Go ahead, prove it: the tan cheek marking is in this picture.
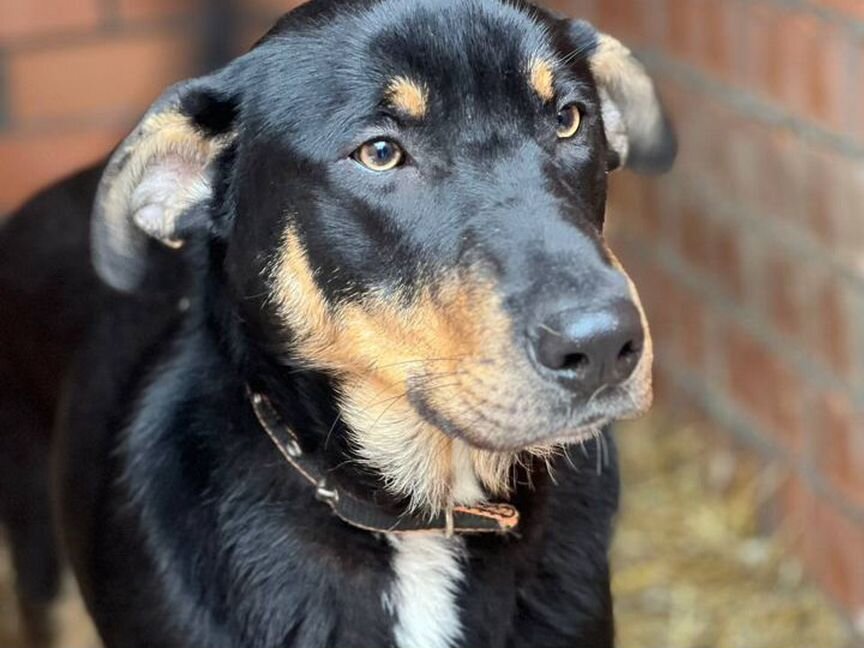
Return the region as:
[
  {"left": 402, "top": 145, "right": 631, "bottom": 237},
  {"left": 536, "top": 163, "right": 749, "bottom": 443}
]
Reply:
[
  {"left": 272, "top": 229, "right": 512, "bottom": 379},
  {"left": 528, "top": 57, "right": 555, "bottom": 103},
  {"left": 270, "top": 229, "right": 341, "bottom": 365},
  {"left": 271, "top": 232, "right": 523, "bottom": 510},
  {"left": 387, "top": 76, "right": 429, "bottom": 119}
]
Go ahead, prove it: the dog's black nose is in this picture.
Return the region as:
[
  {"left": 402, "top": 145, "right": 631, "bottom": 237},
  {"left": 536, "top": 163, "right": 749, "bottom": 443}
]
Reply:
[{"left": 532, "top": 299, "right": 644, "bottom": 391}]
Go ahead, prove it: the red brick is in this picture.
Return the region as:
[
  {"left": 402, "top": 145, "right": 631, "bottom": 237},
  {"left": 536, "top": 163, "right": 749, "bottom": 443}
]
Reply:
[
  {"left": 812, "top": 391, "right": 864, "bottom": 509},
  {"left": 710, "top": 221, "right": 744, "bottom": 300},
  {"left": 677, "top": 287, "right": 707, "bottom": 371},
  {"left": 607, "top": 173, "right": 663, "bottom": 239},
  {"left": 620, "top": 255, "right": 678, "bottom": 361},
  {"left": 787, "top": 17, "right": 848, "bottom": 133},
  {"left": 764, "top": 253, "right": 806, "bottom": 340},
  {"left": 677, "top": 193, "right": 711, "bottom": 267},
  {"left": 697, "top": 0, "right": 738, "bottom": 79},
  {"left": 854, "top": 43, "right": 864, "bottom": 143},
  {"left": 808, "top": 497, "right": 864, "bottom": 612},
  {"left": 724, "top": 325, "right": 806, "bottom": 449},
  {"left": 777, "top": 471, "right": 818, "bottom": 552},
  {"left": 8, "top": 32, "right": 199, "bottom": 126},
  {"left": 849, "top": 287, "right": 864, "bottom": 390},
  {"left": 697, "top": 103, "right": 764, "bottom": 207},
  {"left": 816, "top": 0, "right": 864, "bottom": 21},
  {"left": 665, "top": 0, "right": 701, "bottom": 60},
  {"left": 756, "top": 130, "right": 807, "bottom": 227},
  {"left": 696, "top": 100, "right": 737, "bottom": 188},
  {"left": 725, "top": 121, "right": 762, "bottom": 208},
  {"left": 595, "top": 0, "right": 649, "bottom": 44},
  {"left": 117, "top": 0, "right": 202, "bottom": 22},
  {"left": 776, "top": 474, "right": 864, "bottom": 615},
  {"left": 651, "top": 362, "right": 673, "bottom": 404},
  {"left": 843, "top": 163, "right": 864, "bottom": 278},
  {"left": 0, "top": 126, "right": 124, "bottom": 213},
  {"left": 804, "top": 147, "right": 844, "bottom": 246},
  {"left": 668, "top": 187, "right": 743, "bottom": 300},
  {"left": 636, "top": 178, "right": 663, "bottom": 237},
  {"left": 0, "top": 0, "right": 102, "bottom": 43},
  {"left": 654, "top": 80, "right": 704, "bottom": 173},
  {"left": 813, "top": 279, "right": 852, "bottom": 376},
  {"left": 743, "top": 2, "right": 787, "bottom": 101},
  {"left": 803, "top": 153, "right": 864, "bottom": 273},
  {"left": 743, "top": 7, "right": 847, "bottom": 131}
]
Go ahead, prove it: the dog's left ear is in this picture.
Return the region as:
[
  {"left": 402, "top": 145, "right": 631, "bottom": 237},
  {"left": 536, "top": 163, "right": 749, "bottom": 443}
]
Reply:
[
  {"left": 91, "top": 75, "right": 238, "bottom": 292},
  {"left": 572, "top": 21, "right": 677, "bottom": 174}
]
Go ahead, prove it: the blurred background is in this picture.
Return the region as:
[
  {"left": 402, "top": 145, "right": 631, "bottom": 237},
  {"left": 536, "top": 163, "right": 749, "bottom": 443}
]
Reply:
[{"left": 0, "top": 0, "right": 862, "bottom": 646}]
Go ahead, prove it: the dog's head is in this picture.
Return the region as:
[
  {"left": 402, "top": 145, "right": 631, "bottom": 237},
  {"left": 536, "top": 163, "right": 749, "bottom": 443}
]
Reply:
[{"left": 92, "top": 0, "right": 676, "bottom": 511}]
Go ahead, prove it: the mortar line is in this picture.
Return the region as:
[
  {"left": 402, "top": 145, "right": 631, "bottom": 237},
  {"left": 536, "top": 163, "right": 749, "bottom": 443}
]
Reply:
[
  {"left": 637, "top": 50, "right": 864, "bottom": 161},
  {"left": 0, "top": 49, "right": 8, "bottom": 132}
]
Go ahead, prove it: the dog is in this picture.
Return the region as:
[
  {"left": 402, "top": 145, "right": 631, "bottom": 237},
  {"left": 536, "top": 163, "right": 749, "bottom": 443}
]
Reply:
[{"left": 0, "top": 0, "right": 676, "bottom": 646}]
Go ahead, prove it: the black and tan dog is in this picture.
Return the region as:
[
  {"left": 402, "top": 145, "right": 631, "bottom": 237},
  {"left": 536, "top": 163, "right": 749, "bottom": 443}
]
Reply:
[{"left": 0, "top": 0, "right": 675, "bottom": 646}]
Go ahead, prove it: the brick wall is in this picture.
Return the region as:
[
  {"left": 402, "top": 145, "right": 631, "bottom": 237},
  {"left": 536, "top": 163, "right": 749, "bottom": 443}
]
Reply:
[
  {"left": 0, "top": 0, "right": 293, "bottom": 213},
  {"left": 1, "top": 0, "right": 862, "bottom": 628},
  {"left": 543, "top": 0, "right": 864, "bottom": 624}
]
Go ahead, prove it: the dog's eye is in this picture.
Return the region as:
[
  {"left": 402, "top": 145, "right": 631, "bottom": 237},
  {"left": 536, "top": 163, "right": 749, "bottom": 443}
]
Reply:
[
  {"left": 353, "top": 140, "right": 405, "bottom": 171},
  {"left": 556, "top": 104, "right": 582, "bottom": 139}
]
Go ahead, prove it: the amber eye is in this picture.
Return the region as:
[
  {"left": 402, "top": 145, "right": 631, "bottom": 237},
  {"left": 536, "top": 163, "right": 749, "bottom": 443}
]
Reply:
[
  {"left": 353, "top": 139, "right": 405, "bottom": 171},
  {"left": 556, "top": 104, "right": 582, "bottom": 139}
]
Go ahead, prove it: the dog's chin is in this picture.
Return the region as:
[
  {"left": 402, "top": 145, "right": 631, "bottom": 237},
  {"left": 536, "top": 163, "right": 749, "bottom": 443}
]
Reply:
[
  {"left": 452, "top": 419, "right": 610, "bottom": 453},
  {"left": 410, "top": 388, "right": 650, "bottom": 453}
]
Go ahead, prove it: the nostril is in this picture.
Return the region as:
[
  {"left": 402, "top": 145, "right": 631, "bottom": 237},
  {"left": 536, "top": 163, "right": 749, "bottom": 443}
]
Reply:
[
  {"left": 615, "top": 339, "right": 642, "bottom": 375},
  {"left": 561, "top": 352, "right": 590, "bottom": 372},
  {"left": 618, "top": 339, "right": 640, "bottom": 363}
]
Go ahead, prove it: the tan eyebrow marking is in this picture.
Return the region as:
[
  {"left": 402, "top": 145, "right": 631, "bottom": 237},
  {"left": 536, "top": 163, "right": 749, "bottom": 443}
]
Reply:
[
  {"left": 387, "top": 76, "right": 429, "bottom": 119},
  {"left": 528, "top": 57, "right": 555, "bottom": 103}
]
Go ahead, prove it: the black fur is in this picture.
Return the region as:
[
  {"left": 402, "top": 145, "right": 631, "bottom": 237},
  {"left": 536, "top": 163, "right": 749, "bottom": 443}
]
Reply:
[{"left": 0, "top": 1, "right": 675, "bottom": 646}]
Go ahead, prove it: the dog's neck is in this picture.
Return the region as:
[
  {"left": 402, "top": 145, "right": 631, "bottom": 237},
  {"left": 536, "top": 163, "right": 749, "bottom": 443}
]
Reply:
[{"left": 198, "top": 256, "right": 417, "bottom": 512}]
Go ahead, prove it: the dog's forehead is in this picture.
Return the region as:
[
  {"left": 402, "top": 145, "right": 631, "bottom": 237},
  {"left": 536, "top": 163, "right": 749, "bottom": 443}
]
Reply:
[
  {"left": 362, "top": 0, "right": 553, "bottom": 65},
  {"left": 248, "top": 0, "right": 572, "bottom": 117},
  {"left": 238, "top": 0, "right": 596, "bottom": 157},
  {"left": 276, "top": 0, "right": 554, "bottom": 56}
]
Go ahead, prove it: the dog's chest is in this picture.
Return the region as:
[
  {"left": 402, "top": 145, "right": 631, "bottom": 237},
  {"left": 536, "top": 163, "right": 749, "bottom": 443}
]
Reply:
[{"left": 384, "top": 534, "right": 467, "bottom": 648}]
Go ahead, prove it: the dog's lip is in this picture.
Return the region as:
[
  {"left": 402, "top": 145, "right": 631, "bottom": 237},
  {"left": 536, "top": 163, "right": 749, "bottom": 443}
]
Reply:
[{"left": 407, "top": 386, "right": 616, "bottom": 452}]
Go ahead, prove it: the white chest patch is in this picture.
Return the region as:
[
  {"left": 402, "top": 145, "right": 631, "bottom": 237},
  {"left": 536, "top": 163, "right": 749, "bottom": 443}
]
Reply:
[{"left": 384, "top": 534, "right": 466, "bottom": 648}]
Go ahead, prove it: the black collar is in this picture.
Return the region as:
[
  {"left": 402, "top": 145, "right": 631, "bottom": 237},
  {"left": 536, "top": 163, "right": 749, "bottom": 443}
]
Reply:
[{"left": 248, "top": 387, "right": 520, "bottom": 536}]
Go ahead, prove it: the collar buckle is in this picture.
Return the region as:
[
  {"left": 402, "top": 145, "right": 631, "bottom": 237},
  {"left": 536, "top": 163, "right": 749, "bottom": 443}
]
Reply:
[{"left": 315, "top": 479, "right": 340, "bottom": 505}]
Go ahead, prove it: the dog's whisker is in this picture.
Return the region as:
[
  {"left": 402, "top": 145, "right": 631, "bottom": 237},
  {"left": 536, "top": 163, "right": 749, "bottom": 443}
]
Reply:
[
  {"left": 537, "top": 322, "right": 562, "bottom": 337},
  {"left": 563, "top": 445, "right": 578, "bottom": 471},
  {"left": 594, "top": 428, "right": 606, "bottom": 476},
  {"left": 324, "top": 410, "right": 343, "bottom": 451},
  {"left": 370, "top": 355, "right": 472, "bottom": 372}
]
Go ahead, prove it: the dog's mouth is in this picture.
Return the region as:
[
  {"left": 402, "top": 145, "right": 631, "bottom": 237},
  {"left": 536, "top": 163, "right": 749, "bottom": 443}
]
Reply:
[
  {"left": 336, "top": 349, "right": 651, "bottom": 511},
  {"left": 406, "top": 382, "right": 645, "bottom": 453}
]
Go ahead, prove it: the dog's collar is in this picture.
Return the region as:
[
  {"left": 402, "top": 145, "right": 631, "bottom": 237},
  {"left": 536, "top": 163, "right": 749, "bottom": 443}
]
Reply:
[{"left": 247, "top": 387, "right": 519, "bottom": 536}]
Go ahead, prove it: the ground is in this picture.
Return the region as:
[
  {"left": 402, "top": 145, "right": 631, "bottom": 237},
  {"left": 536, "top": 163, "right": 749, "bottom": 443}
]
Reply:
[{"left": 611, "top": 416, "right": 856, "bottom": 648}]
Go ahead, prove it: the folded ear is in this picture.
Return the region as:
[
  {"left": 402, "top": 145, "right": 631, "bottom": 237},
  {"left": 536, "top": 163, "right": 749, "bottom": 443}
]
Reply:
[
  {"left": 571, "top": 21, "right": 677, "bottom": 174},
  {"left": 91, "top": 76, "right": 237, "bottom": 292}
]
